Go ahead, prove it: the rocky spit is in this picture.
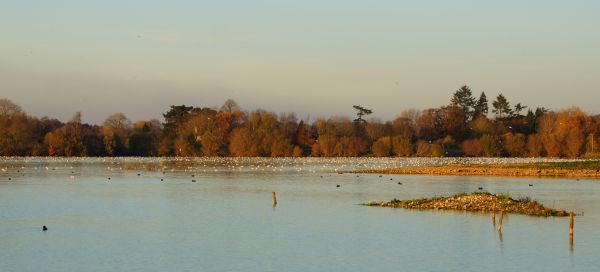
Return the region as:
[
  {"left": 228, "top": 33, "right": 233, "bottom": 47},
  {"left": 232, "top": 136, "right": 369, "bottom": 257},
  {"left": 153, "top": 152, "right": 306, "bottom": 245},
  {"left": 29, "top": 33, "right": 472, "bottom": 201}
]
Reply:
[{"left": 365, "top": 192, "right": 571, "bottom": 217}]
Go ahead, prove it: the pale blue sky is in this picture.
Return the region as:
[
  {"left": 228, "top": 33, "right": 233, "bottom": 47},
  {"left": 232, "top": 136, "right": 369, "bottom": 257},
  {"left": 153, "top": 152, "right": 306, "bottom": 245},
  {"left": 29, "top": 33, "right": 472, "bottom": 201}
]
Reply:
[{"left": 1, "top": 0, "right": 599, "bottom": 123}]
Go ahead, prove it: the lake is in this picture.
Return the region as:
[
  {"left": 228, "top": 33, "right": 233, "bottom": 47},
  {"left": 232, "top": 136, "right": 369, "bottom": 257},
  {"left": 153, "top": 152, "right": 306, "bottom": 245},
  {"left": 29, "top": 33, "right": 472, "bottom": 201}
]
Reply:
[{"left": 1, "top": 157, "right": 599, "bottom": 271}]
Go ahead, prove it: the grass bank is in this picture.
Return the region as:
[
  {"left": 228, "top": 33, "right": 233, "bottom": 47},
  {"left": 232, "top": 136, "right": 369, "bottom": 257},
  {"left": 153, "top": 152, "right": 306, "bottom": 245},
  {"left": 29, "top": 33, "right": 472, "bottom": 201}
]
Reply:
[{"left": 354, "top": 160, "right": 600, "bottom": 178}]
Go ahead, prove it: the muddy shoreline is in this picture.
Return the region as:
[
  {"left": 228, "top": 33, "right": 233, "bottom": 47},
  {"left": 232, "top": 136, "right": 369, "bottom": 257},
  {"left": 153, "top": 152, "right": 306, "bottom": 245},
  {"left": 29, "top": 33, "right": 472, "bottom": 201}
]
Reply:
[{"left": 353, "top": 164, "right": 600, "bottom": 178}]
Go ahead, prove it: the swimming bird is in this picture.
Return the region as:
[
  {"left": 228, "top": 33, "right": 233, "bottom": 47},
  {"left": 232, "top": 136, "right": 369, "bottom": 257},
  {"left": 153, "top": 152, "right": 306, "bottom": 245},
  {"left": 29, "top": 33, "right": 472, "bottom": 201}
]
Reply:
[
  {"left": 529, "top": 184, "right": 533, "bottom": 187},
  {"left": 478, "top": 187, "right": 483, "bottom": 190},
  {"left": 336, "top": 184, "right": 341, "bottom": 188},
  {"left": 42, "top": 225, "right": 48, "bottom": 231},
  {"left": 398, "top": 182, "right": 403, "bottom": 185}
]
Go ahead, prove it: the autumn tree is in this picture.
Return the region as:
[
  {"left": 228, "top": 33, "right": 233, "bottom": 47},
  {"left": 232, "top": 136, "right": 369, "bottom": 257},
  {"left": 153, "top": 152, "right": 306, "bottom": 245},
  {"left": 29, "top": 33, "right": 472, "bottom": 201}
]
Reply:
[
  {"left": 44, "top": 113, "right": 87, "bottom": 156},
  {"left": 228, "top": 111, "right": 293, "bottom": 157},
  {"left": 524, "top": 107, "right": 547, "bottom": 134},
  {"left": 0, "top": 98, "right": 23, "bottom": 116},
  {"left": 280, "top": 113, "right": 299, "bottom": 142},
  {"left": 558, "top": 107, "right": 590, "bottom": 158},
  {"left": 526, "top": 134, "right": 544, "bottom": 157},
  {"left": 537, "top": 112, "right": 562, "bottom": 157},
  {"left": 161, "top": 105, "right": 194, "bottom": 154},
  {"left": 219, "top": 99, "right": 240, "bottom": 113},
  {"left": 129, "top": 120, "right": 162, "bottom": 156},
  {"left": 468, "top": 115, "right": 493, "bottom": 138},
  {"left": 480, "top": 134, "right": 503, "bottom": 157},
  {"left": 229, "top": 127, "right": 259, "bottom": 156},
  {"left": 294, "top": 120, "right": 314, "bottom": 155},
  {"left": 415, "top": 108, "right": 440, "bottom": 141},
  {"left": 0, "top": 99, "right": 33, "bottom": 155},
  {"left": 81, "top": 124, "right": 104, "bottom": 156},
  {"left": 391, "top": 116, "right": 415, "bottom": 139},
  {"left": 163, "top": 105, "right": 194, "bottom": 137},
  {"left": 440, "top": 135, "right": 459, "bottom": 156},
  {"left": 102, "top": 113, "right": 132, "bottom": 156},
  {"left": 415, "top": 140, "right": 443, "bottom": 157},
  {"left": 175, "top": 108, "right": 219, "bottom": 156},
  {"left": 461, "top": 139, "right": 482, "bottom": 157},
  {"left": 392, "top": 135, "right": 413, "bottom": 156},
  {"left": 365, "top": 119, "right": 386, "bottom": 142},
  {"left": 438, "top": 106, "right": 467, "bottom": 140},
  {"left": 502, "top": 132, "right": 527, "bottom": 157},
  {"left": 371, "top": 136, "right": 393, "bottom": 157},
  {"left": 333, "top": 136, "right": 368, "bottom": 157},
  {"left": 0, "top": 115, "right": 38, "bottom": 156},
  {"left": 585, "top": 132, "right": 597, "bottom": 156}
]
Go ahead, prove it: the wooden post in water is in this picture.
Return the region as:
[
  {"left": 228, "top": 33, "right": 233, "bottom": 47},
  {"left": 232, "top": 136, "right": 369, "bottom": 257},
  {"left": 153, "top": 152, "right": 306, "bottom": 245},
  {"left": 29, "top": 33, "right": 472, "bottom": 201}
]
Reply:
[
  {"left": 492, "top": 203, "right": 496, "bottom": 225},
  {"left": 569, "top": 212, "right": 574, "bottom": 236},
  {"left": 497, "top": 209, "right": 503, "bottom": 232},
  {"left": 272, "top": 192, "right": 277, "bottom": 206}
]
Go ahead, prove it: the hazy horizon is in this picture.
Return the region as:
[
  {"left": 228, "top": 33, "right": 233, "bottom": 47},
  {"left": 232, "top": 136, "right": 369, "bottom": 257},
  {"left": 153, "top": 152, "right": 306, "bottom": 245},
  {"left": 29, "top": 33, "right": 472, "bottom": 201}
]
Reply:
[{"left": 2, "top": 1, "right": 599, "bottom": 124}]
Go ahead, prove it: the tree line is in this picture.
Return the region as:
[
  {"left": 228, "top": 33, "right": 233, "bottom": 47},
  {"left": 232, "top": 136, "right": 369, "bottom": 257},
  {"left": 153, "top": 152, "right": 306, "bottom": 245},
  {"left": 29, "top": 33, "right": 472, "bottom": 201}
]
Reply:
[{"left": 0, "top": 86, "right": 598, "bottom": 158}]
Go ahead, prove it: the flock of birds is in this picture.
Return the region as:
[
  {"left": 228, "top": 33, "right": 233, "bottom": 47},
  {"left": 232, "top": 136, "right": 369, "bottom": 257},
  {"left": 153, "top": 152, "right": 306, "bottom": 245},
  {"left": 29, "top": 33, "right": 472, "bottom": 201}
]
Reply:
[
  {"left": 0, "top": 155, "right": 583, "bottom": 173},
  {"left": 0, "top": 156, "right": 584, "bottom": 187},
  {"left": 2, "top": 156, "right": 585, "bottom": 188}
]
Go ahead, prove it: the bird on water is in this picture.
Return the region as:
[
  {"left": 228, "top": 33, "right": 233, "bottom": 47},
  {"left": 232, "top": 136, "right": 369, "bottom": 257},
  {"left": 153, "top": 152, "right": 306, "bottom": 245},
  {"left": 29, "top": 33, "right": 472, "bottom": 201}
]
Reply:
[{"left": 42, "top": 225, "right": 48, "bottom": 231}]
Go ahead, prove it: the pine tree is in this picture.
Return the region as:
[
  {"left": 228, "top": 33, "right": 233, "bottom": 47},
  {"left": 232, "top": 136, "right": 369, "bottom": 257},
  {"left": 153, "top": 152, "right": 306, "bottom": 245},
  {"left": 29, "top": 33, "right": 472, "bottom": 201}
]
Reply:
[
  {"left": 513, "top": 103, "right": 527, "bottom": 118},
  {"left": 473, "top": 92, "right": 489, "bottom": 118},
  {"left": 450, "top": 85, "right": 475, "bottom": 119},
  {"left": 353, "top": 105, "right": 372, "bottom": 123},
  {"left": 492, "top": 94, "right": 512, "bottom": 119}
]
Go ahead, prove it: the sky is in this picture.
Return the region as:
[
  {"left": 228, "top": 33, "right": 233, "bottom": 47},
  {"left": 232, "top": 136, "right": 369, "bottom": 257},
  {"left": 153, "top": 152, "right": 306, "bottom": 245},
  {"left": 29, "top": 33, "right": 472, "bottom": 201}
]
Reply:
[{"left": 1, "top": 0, "right": 599, "bottom": 124}]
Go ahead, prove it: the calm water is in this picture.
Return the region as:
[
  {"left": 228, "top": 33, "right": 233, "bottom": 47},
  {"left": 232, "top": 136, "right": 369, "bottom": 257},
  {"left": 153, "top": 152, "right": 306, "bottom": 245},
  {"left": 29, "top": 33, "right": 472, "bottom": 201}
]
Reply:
[{"left": 1, "top": 157, "right": 599, "bottom": 271}]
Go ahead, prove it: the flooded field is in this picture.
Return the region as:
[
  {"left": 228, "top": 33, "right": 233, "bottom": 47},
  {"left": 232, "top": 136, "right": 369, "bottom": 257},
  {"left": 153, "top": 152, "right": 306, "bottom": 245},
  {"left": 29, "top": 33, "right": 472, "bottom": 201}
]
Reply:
[{"left": 1, "top": 157, "right": 599, "bottom": 271}]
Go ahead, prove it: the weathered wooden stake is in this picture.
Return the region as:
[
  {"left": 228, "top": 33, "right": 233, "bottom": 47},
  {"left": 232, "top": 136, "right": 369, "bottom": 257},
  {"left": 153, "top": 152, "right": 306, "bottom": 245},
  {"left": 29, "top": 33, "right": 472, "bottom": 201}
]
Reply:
[
  {"left": 492, "top": 203, "right": 496, "bottom": 225},
  {"left": 497, "top": 209, "right": 503, "bottom": 232},
  {"left": 569, "top": 211, "right": 574, "bottom": 236},
  {"left": 272, "top": 192, "right": 277, "bottom": 206}
]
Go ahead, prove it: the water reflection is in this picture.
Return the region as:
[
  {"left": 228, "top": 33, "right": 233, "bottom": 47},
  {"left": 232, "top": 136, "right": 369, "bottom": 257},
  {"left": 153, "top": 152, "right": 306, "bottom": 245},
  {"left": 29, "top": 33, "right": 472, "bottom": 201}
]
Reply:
[{"left": 570, "top": 234, "right": 574, "bottom": 253}]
